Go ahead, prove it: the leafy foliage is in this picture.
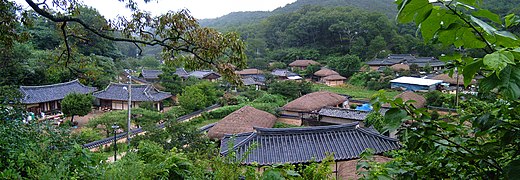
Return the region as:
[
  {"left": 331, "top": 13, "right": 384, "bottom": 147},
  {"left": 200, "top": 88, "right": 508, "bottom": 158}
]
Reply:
[
  {"left": 326, "top": 54, "right": 362, "bottom": 77},
  {"left": 61, "top": 93, "right": 93, "bottom": 122},
  {"left": 360, "top": 1, "right": 520, "bottom": 178},
  {"left": 268, "top": 80, "right": 313, "bottom": 100}
]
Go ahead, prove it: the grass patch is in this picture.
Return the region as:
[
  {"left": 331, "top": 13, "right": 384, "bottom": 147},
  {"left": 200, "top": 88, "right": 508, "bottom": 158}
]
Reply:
[
  {"left": 193, "top": 118, "right": 220, "bottom": 128},
  {"left": 313, "top": 84, "right": 399, "bottom": 99}
]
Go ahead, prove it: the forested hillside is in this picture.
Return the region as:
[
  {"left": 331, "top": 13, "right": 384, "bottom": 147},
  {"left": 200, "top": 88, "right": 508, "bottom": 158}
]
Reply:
[
  {"left": 199, "top": 0, "right": 396, "bottom": 28},
  {"left": 218, "top": 6, "right": 449, "bottom": 70}
]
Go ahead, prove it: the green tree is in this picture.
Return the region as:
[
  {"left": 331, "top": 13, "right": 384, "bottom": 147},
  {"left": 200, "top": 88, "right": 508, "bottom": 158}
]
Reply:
[
  {"left": 409, "top": 63, "right": 420, "bottom": 74},
  {"left": 326, "top": 54, "right": 361, "bottom": 77},
  {"left": 305, "top": 64, "right": 321, "bottom": 78},
  {"left": 178, "top": 85, "right": 207, "bottom": 111},
  {"left": 61, "top": 93, "right": 93, "bottom": 123},
  {"left": 367, "top": 35, "right": 388, "bottom": 59},
  {"left": 159, "top": 66, "right": 184, "bottom": 95},
  {"left": 140, "top": 56, "right": 161, "bottom": 69},
  {"left": 268, "top": 80, "right": 313, "bottom": 100}
]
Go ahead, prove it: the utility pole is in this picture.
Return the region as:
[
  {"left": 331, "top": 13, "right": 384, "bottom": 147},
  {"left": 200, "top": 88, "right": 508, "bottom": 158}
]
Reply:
[{"left": 127, "top": 75, "right": 132, "bottom": 146}]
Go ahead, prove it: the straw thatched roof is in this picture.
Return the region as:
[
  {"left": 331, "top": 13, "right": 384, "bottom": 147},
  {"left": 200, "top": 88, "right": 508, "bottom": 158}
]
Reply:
[
  {"left": 432, "top": 73, "right": 476, "bottom": 85},
  {"left": 323, "top": 74, "right": 346, "bottom": 81},
  {"left": 289, "top": 60, "right": 320, "bottom": 67},
  {"left": 394, "top": 91, "right": 426, "bottom": 108},
  {"left": 283, "top": 91, "right": 347, "bottom": 112},
  {"left": 236, "top": 68, "right": 264, "bottom": 75},
  {"left": 390, "top": 64, "right": 410, "bottom": 71},
  {"left": 314, "top": 69, "right": 339, "bottom": 77},
  {"left": 207, "top": 106, "right": 276, "bottom": 139}
]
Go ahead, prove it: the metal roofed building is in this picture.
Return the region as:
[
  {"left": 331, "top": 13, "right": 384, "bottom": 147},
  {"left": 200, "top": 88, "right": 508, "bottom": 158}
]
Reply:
[
  {"left": 220, "top": 122, "right": 401, "bottom": 179},
  {"left": 390, "top": 76, "right": 442, "bottom": 91},
  {"left": 93, "top": 83, "right": 172, "bottom": 111},
  {"left": 19, "top": 79, "right": 97, "bottom": 114}
]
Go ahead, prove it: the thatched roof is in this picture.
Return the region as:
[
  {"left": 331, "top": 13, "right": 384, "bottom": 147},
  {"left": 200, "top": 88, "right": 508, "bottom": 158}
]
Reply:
[
  {"left": 207, "top": 106, "right": 276, "bottom": 139},
  {"left": 432, "top": 73, "right": 476, "bottom": 85},
  {"left": 314, "top": 69, "right": 339, "bottom": 77},
  {"left": 283, "top": 91, "right": 347, "bottom": 112},
  {"left": 390, "top": 64, "right": 410, "bottom": 71},
  {"left": 289, "top": 60, "right": 320, "bottom": 67},
  {"left": 323, "top": 74, "right": 346, "bottom": 81},
  {"left": 394, "top": 91, "right": 426, "bottom": 108},
  {"left": 236, "top": 68, "right": 264, "bottom": 75}
]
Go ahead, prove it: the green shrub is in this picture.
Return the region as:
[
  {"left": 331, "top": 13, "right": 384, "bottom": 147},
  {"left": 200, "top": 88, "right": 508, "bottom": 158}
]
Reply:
[
  {"left": 72, "top": 128, "right": 103, "bottom": 144},
  {"left": 139, "top": 101, "right": 157, "bottom": 112},
  {"left": 252, "top": 93, "right": 287, "bottom": 106}
]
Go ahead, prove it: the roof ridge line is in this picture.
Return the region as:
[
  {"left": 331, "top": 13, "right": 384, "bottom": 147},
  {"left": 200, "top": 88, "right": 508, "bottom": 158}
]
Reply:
[
  {"left": 221, "top": 133, "right": 257, "bottom": 155},
  {"left": 20, "top": 79, "right": 79, "bottom": 88},
  {"left": 254, "top": 122, "right": 359, "bottom": 134},
  {"left": 356, "top": 127, "right": 400, "bottom": 142}
]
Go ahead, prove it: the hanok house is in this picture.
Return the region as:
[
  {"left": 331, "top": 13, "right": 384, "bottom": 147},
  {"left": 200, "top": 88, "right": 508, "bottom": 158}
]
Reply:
[
  {"left": 235, "top": 68, "right": 263, "bottom": 77},
  {"left": 394, "top": 91, "right": 426, "bottom": 109},
  {"left": 288, "top": 60, "right": 320, "bottom": 71},
  {"left": 366, "top": 54, "right": 445, "bottom": 72},
  {"left": 189, "top": 70, "right": 221, "bottom": 81},
  {"left": 220, "top": 122, "right": 401, "bottom": 179},
  {"left": 430, "top": 73, "right": 478, "bottom": 94},
  {"left": 280, "top": 91, "right": 347, "bottom": 125},
  {"left": 207, "top": 106, "right": 277, "bottom": 139},
  {"left": 390, "top": 76, "right": 442, "bottom": 91},
  {"left": 93, "top": 83, "right": 172, "bottom": 111},
  {"left": 323, "top": 74, "right": 347, "bottom": 87},
  {"left": 19, "top": 79, "right": 97, "bottom": 115},
  {"left": 242, "top": 77, "right": 265, "bottom": 91},
  {"left": 139, "top": 69, "right": 163, "bottom": 82},
  {"left": 271, "top": 69, "right": 302, "bottom": 80},
  {"left": 314, "top": 68, "right": 339, "bottom": 82}
]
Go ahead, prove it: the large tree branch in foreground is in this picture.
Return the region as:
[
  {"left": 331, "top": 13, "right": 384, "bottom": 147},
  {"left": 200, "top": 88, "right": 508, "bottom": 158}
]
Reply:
[{"left": 24, "top": 0, "right": 215, "bottom": 65}]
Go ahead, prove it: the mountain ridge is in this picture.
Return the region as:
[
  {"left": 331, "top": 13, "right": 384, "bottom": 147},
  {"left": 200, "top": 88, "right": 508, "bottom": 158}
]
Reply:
[{"left": 199, "top": 0, "right": 397, "bottom": 28}]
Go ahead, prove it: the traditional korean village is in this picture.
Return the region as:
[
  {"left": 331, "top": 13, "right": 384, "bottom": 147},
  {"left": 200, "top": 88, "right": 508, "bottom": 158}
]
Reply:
[{"left": 1, "top": 0, "right": 519, "bottom": 179}]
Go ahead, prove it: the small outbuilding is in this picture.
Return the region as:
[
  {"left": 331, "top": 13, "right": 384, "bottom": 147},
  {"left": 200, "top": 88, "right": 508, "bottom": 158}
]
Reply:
[
  {"left": 314, "top": 68, "right": 339, "bottom": 81},
  {"left": 207, "top": 106, "right": 277, "bottom": 139},
  {"left": 280, "top": 91, "right": 347, "bottom": 125},
  {"left": 323, "top": 74, "right": 346, "bottom": 86},
  {"left": 289, "top": 60, "right": 320, "bottom": 71}
]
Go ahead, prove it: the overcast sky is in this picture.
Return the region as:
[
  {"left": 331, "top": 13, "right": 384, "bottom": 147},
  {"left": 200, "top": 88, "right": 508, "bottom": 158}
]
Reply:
[{"left": 17, "top": 0, "right": 297, "bottom": 20}]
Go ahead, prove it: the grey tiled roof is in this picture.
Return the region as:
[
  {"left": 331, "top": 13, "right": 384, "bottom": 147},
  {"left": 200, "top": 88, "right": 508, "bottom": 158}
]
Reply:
[
  {"left": 189, "top": 70, "right": 221, "bottom": 79},
  {"left": 93, "top": 83, "right": 171, "bottom": 101},
  {"left": 220, "top": 122, "right": 401, "bottom": 165},
  {"left": 19, "top": 80, "right": 97, "bottom": 104},
  {"left": 366, "top": 58, "right": 404, "bottom": 66},
  {"left": 176, "top": 68, "right": 190, "bottom": 78},
  {"left": 318, "top": 107, "right": 369, "bottom": 121},
  {"left": 242, "top": 77, "right": 265, "bottom": 86},
  {"left": 141, "top": 69, "right": 163, "bottom": 80},
  {"left": 271, "top": 69, "right": 299, "bottom": 77}
]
